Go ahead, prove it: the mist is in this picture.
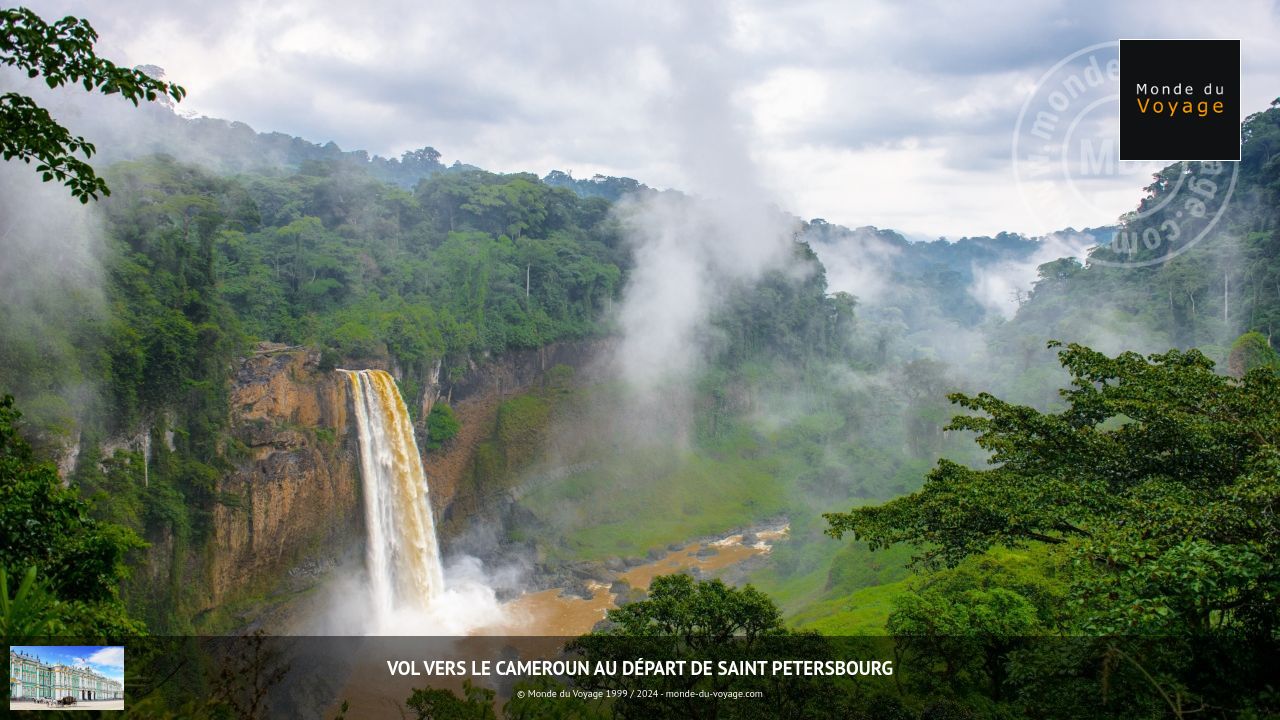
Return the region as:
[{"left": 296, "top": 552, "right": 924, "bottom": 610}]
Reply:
[
  {"left": 0, "top": 161, "right": 107, "bottom": 448},
  {"left": 606, "top": 4, "right": 797, "bottom": 440},
  {"left": 306, "top": 542, "right": 525, "bottom": 636},
  {"left": 807, "top": 225, "right": 903, "bottom": 305},
  {"left": 968, "top": 231, "right": 1095, "bottom": 318}
]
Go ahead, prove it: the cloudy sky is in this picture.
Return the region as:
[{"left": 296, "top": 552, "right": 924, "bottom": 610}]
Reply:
[{"left": 20, "top": 0, "right": 1280, "bottom": 238}]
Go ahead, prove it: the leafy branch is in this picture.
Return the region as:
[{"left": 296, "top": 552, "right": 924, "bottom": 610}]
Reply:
[{"left": 0, "top": 7, "right": 186, "bottom": 201}]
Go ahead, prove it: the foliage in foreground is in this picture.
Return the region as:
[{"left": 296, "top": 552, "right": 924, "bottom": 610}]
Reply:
[
  {"left": 827, "top": 342, "right": 1280, "bottom": 635},
  {"left": 827, "top": 342, "right": 1280, "bottom": 716},
  {"left": 0, "top": 394, "right": 144, "bottom": 639},
  {"left": 1, "top": 6, "right": 185, "bottom": 201}
]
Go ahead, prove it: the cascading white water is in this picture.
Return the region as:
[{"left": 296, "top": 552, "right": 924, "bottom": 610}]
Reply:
[{"left": 341, "top": 369, "right": 445, "bottom": 622}]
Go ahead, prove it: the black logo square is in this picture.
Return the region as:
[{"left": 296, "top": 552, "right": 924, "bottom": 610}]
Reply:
[{"left": 1120, "top": 39, "right": 1240, "bottom": 161}]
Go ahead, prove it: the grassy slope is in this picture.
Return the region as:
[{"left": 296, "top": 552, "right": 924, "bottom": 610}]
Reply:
[
  {"left": 750, "top": 529, "right": 915, "bottom": 634},
  {"left": 517, "top": 437, "right": 789, "bottom": 564},
  {"left": 479, "top": 370, "right": 924, "bottom": 632}
]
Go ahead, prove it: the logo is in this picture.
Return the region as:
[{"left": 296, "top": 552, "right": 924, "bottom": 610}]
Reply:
[{"left": 1120, "top": 39, "right": 1240, "bottom": 161}]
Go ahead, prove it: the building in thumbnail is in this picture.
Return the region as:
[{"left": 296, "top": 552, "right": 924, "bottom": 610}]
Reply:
[{"left": 9, "top": 649, "right": 123, "bottom": 701}]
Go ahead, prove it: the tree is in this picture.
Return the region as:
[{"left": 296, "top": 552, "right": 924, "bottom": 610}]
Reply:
[
  {"left": 594, "top": 574, "right": 785, "bottom": 641},
  {"left": 825, "top": 342, "right": 1280, "bottom": 715},
  {"left": 405, "top": 679, "right": 496, "bottom": 720},
  {"left": 827, "top": 342, "right": 1280, "bottom": 635},
  {"left": 1, "top": 7, "right": 185, "bottom": 201},
  {"left": 900, "top": 358, "right": 953, "bottom": 458},
  {"left": 426, "top": 402, "right": 461, "bottom": 450},
  {"left": 209, "top": 631, "right": 290, "bottom": 720},
  {"left": 1226, "top": 330, "right": 1280, "bottom": 377},
  {"left": 568, "top": 574, "right": 840, "bottom": 720},
  {"left": 819, "top": 340, "right": 1280, "bottom": 712},
  {"left": 0, "top": 395, "right": 146, "bottom": 635},
  {"left": 883, "top": 550, "right": 1067, "bottom": 704}
]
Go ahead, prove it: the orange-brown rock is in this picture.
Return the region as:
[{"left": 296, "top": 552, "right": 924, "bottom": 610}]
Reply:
[{"left": 207, "top": 343, "right": 361, "bottom": 609}]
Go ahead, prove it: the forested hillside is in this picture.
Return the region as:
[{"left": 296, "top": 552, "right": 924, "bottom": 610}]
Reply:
[
  {"left": 0, "top": 105, "right": 874, "bottom": 631},
  {"left": 0, "top": 146, "right": 643, "bottom": 629},
  {"left": 2, "top": 157, "right": 627, "bottom": 436},
  {"left": 998, "top": 101, "right": 1280, "bottom": 359}
]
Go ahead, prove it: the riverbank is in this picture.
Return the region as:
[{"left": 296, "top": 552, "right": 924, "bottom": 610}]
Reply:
[{"left": 491, "top": 521, "right": 790, "bottom": 636}]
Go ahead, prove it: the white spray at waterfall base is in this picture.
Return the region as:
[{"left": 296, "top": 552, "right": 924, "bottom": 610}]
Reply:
[{"left": 341, "top": 369, "right": 507, "bottom": 635}]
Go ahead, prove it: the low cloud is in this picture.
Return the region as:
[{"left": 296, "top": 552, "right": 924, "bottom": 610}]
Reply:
[
  {"left": 969, "top": 232, "right": 1095, "bottom": 319},
  {"left": 807, "top": 226, "right": 903, "bottom": 304}
]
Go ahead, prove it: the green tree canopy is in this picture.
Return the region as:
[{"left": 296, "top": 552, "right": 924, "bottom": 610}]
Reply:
[
  {"left": 569, "top": 574, "right": 840, "bottom": 720},
  {"left": 826, "top": 342, "right": 1280, "bottom": 636},
  {"left": 405, "top": 679, "right": 496, "bottom": 720},
  {"left": 0, "top": 395, "right": 145, "bottom": 637}
]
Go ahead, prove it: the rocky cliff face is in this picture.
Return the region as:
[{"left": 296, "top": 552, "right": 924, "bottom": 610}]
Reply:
[{"left": 208, "top": 344, "right": 362, "bottom": 612}]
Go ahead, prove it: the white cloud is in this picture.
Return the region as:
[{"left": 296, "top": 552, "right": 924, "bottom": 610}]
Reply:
[
  {"left": 86, "top": 646, "right": 125, "bottom": 669},
  {"left": 16, "top": 0, "right": 1280, "bottom": 237}
]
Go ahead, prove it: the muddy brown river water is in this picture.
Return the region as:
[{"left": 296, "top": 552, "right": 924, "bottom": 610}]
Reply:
[{"left": 485, "top": 524, "right": 790, "bottom": 636}]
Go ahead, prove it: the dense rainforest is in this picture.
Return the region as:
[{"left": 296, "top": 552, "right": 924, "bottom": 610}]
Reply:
[{"left": 3, "top": 26, "right": 1280, "bottom": 715}]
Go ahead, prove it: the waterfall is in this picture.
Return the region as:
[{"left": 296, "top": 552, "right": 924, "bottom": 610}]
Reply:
[{"left": 341, "top": 369, "right": 445, "bottom": 621}]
